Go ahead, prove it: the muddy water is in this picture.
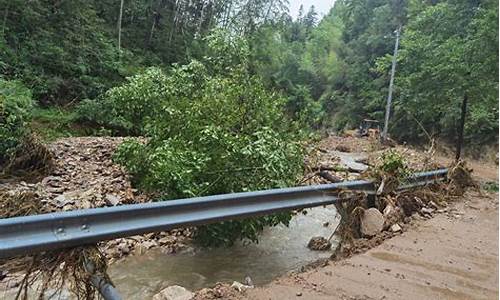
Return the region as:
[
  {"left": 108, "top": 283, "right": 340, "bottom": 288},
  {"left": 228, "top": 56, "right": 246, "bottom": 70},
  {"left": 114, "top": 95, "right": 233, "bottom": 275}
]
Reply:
[{"left": 109, "top": 206, "right": 340, "bottom": 299}]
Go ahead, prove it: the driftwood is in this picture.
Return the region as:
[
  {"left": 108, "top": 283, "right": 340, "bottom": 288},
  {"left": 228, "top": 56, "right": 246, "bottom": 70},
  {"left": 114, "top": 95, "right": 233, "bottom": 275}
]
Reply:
[{"left": 318, "top": 170, "right": 343, "bottom": 183}]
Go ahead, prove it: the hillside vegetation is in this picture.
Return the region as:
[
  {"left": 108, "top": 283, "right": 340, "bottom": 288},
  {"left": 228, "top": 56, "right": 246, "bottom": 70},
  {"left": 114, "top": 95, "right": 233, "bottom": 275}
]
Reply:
[{"left": 1, "top": 0, "right": 498, "bottom": 245}]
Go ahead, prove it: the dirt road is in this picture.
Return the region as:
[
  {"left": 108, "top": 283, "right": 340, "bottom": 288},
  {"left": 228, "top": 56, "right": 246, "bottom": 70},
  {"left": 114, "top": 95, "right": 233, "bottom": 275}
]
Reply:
[{"left": 244, "top": 189, "right": 499, "bottom": 300}]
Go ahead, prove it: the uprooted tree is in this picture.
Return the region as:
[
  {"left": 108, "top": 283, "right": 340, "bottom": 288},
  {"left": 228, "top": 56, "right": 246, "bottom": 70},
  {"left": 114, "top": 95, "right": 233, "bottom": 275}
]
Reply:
[{"left": 80, "top": 30, "right": 306, "bottom": 246}]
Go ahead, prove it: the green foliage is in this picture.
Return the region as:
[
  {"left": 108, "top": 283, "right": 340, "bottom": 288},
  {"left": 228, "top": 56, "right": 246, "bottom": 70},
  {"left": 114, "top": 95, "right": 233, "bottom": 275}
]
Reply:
[
  {"left": 76, "top": 67, "right": 172, "bottom": 135},
  {"left": 2, "top": 0, "right": 497, "bottom": 146},
  {"left": 482, "top": 181, "right": 499, "bottom": 193},
  {"left": 0, "top": 79, "right": 33, "bottom": 164},
  {"left": 109, "top": 32, "right": 305, "bottom": 246},
  {"left": 379, "top": 150, "right": 410, "bottom": 178},
  {"left": 0, "top": 0, "right": 139, "bottom": 105},
  {"left": 249, "top": 8, "right": 344, "bottom": 129},
  {"left": 30, "top": 107, "right": 84, "bottom": 142},
  {"left": 394, "top": 0, "right": 498, "bottom": 144}
]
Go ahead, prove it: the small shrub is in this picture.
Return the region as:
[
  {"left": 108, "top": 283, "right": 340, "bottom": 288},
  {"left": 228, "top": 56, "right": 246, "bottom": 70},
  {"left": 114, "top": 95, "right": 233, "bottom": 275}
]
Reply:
[
  {"left": 482, "top": 181, "right": 498, "bottom": 193},
  {"left": 379, "top": 150, "right": 410, "bottom": 179},
  {"left": 31, "top": 107, "right": 83, "bottom": 141},
  {"left": 0, "top": 79, "right": 33, "bottom": 165}
]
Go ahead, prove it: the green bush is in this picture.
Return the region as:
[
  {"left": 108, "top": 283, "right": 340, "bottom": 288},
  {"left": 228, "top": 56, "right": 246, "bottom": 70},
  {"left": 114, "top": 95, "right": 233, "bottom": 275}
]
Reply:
[
  {"left": 108, "top": 32, "right": 305, "bottom": 246},
  {"left": 30, "top": 107, "right": 83, "bottom": 141},
  {"left": 0, "top": 79, "right": 33, "bottom": 164}
]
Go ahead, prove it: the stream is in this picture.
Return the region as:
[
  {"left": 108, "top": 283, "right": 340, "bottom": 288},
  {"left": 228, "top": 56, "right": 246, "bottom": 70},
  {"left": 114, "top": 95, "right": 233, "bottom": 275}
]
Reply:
[
  {"left": 109, "top": 151, "right": 367, "bottom": 299},
  {"left": 109, "top": 206, "right": 340, "bottom": 299}
]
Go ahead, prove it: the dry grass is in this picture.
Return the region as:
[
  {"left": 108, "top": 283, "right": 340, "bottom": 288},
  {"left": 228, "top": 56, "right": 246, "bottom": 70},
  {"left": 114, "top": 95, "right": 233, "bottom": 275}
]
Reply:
[{"left": 1, "top": 135, "right": 54, "bottom": 180}]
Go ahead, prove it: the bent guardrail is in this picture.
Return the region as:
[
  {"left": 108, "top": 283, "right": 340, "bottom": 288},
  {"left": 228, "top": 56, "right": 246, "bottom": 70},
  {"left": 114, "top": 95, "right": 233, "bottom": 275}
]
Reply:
[{"left": 0, "top": 169, "right": 447, "bottom": 259}]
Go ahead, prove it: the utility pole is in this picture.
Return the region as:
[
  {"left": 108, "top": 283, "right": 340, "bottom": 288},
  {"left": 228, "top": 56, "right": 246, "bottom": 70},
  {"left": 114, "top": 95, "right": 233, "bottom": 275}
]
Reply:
[
  {"left": 382, "top": 25, "right": 401, "bottom": 142},
  {"left": 455, "top": 94, "right": 468, "bottom": 161}
]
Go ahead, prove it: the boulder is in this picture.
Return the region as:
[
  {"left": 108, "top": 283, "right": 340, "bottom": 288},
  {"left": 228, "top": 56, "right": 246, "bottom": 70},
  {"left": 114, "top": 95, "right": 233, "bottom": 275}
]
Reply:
[
  {"left": 361, "top": 208, "right": 384, "bottom": 237},
  {"left": 153, "top": 285, "right": 194, "bottom": 300}
]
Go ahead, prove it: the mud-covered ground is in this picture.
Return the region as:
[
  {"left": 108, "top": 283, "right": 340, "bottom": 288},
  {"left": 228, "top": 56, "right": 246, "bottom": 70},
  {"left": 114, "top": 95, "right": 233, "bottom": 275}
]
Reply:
[
  {"left": 240, "top": 188, "right": 498, "bottom": 300},
  {"left": 190, "top": 187, "right": 498, "bottom": 300}
]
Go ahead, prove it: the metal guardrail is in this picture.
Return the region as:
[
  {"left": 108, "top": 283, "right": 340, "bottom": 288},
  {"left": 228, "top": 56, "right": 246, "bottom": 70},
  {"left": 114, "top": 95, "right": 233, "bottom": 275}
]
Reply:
[{"left": 0, "top": 169, "right": 447, "bottom": 260}]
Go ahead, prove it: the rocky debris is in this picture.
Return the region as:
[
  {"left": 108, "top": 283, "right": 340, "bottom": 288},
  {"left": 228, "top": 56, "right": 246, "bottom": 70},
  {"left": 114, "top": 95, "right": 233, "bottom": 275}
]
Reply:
[
  {"left": 368, "top": 146, "right": 443, "bottom": 172},
  {"left": 1, "top": 137, "right": 192, "bottom": 260},
  {"left": 307, "top": 237, "right": 332, "bottom": 251},
  {"left": 192, "top": 283, "right": 241, "bottom": 300},
  {"left": 390, "top": 224, "right": 402, "bottom": 233},
  {"left": 383, "top": 204, "right": 394, "bottom": 216},
  {"left": 335, "top": 145, "right": 351, "bottom": 152},
  {"left": 318, "top": 133, "right": 385, "bottom": 153},
  {"left": 360, "top": 208, "right": 384, "bottom": 237},
  {"left": 231, "top": 281, "right": 254, "bottom": 292},
  {"left": 302, "top": 145, "right": 368, "bottom": 185},
  {"left": 318, "top": 170, "right": 343, "bottom": 183},
  {"left": 421, "top": 207, "right": 435, "bottom": 216},
  {"left": 153, "top": 285, "right": 194, "bottom": 300},
  {"left": 103, "top": 228, "right": 192, "bottom": 261},
  {"left": 300, "top": 133, "right": 440, "bottom": 186}
]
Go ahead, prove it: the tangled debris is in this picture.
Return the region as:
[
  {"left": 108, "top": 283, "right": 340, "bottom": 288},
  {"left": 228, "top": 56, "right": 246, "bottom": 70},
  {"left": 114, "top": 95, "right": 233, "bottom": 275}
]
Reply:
[
  {"left": 0, "top": 189, "right": 47, "bottom": 218},
  {"left": 330, "top": 150, "right": 475, "bottom": 260},
  {"left": 307, "top": 237, "right": 332, "bottom": 251},
  {"left": 1, "top": 137, "right": 192, "bottom": 260},
  {"left": 0, "top": 189, "right": 108, "bottom": 300},
  {"left": 192, "top": 282, "right": 241, "bottom": 300},
  {"left": 1, "top": 135, "right": 54, "bottom": 179},
  {"left": 0, "top": 137, "right": 193, "bottom": 298}
]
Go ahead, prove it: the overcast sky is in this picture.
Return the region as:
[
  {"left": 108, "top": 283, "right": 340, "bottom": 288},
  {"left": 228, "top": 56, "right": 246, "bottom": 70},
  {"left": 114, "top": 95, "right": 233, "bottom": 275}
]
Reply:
[{"left": 288, "top": 0, "right": 335, "bottom": 19}]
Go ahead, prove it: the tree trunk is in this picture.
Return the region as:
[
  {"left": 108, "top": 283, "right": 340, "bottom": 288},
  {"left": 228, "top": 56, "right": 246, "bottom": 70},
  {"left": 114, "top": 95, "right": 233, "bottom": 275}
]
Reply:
[
  {"left": 118, "top": 0, "right": 125, "bottom": 52},
  {"left": 2, "top": 3, "right": 9, "bottom": 36}
]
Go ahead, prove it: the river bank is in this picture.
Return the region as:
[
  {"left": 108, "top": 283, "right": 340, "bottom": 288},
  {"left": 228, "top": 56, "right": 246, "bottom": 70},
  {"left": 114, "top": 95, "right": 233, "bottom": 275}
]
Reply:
[{"left": 239, "top": 187, "right": 498, "bottom": 300}]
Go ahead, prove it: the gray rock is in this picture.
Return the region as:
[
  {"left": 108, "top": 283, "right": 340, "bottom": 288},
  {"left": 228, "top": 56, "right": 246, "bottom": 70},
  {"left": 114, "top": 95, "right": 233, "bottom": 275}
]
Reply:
[
  {"left": 153, "top": 285, "right": 194, "bottom": 300},
  {"left": 244, "top": 276, "right": 254, "bottom": 287},
  {"left": 54, "top": 194, "right": 75, "bottom": 208},
  {"left": 105, "top": 194, "right": 121, "bottom": 206},
  {"left": 421, "top": 207, "right": 435, "bottom": 215},
  {"left": 361, "top": 208, "right": 384, "bottom": 237},
  {"left": 383, "top": 204, "right": 394, "bottom": 216},
  {"left": 390, "top": 223, "right": 402, "bottom": 232},
  {"left": 231, "top": 281, "right": 253, "bottom": 292}
]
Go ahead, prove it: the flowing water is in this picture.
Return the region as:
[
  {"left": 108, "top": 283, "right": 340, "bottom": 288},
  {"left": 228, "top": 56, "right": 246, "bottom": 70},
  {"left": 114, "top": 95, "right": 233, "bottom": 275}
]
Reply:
[{"left": 109, "top": 206, "right": 340, "bottom": 299}]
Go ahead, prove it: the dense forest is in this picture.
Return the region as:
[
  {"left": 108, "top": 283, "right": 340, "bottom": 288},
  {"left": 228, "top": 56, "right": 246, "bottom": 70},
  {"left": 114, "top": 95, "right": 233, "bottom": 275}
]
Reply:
[
  {"left": 1, "top": 0, "right": 498, "bottom": 141},
  {"left": 1, "top": 0, "right": 498, "bottom": 244}
]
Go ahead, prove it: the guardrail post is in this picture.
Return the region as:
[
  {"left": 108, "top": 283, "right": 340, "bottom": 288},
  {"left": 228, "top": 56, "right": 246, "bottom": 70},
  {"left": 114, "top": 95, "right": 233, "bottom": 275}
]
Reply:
[
  {"left": 367, "top": 194, "right": 376, "bottom": 208},
  {"left": 85, "top": 259, "right": 122, "bottom": 300},
  {"left": 89, "top": 273, "right": 122, "bottom": 300}
]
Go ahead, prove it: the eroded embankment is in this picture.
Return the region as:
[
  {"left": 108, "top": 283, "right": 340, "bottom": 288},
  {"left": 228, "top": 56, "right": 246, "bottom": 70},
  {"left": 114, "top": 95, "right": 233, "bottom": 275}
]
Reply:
[
  {"left": 1, "top": 134, "right": 494, "bottom": 300},
  {"left": 240, "top": 188, "right": 498, "bottom": 300}
]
